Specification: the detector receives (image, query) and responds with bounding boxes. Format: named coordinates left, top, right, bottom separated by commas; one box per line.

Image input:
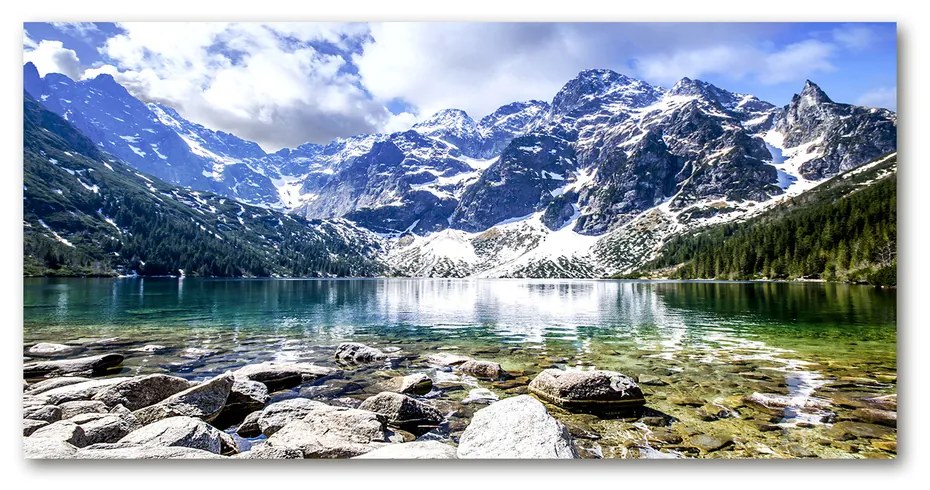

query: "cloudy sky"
left=23, top=22, right=897, bottom=152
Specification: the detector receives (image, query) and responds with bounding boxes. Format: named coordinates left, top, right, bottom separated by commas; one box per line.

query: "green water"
left=23, top=278, right=897, bottom=459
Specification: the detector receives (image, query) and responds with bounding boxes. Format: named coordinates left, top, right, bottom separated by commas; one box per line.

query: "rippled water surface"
left=23, top=278, right=897, bottom=459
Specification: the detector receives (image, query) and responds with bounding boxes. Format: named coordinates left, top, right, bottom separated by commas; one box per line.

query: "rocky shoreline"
left=22, top=340, right=897, bottom=459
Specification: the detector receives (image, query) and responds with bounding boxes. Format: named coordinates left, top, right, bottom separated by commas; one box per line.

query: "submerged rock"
left=92, top=374, right=192, bottom=410
left=827, top=421, right=895, bottom=441
left=27, top=342, right=80, bottom=357
left=355, top=440, right=457, bottom=459
left=23, top=354, right=125, bottom=378
left=745, top=392, right=831, bottom=410
left=426, top=353, right=473, bottom=367
left=334, top=342, right=386, bottom=364
left=849, top=407, right=897, bottom=427
left=233, top=361, right=336, bottom=392
left=528, top=369, right=646, bottom=412
left=378, top=373, right=433, bottom=396
left=688, top=433, right=734, bottom=453
left=119, top=416, right=224, bottom=454
left=358, top=392, right=444, bottom=428
left=462, top=388, right=499, bottom=405
left=457, top=360, right=506, bottom=380
left=132, top=372, right=234, bottom=425
left=457, top=395, right=578, bottom=459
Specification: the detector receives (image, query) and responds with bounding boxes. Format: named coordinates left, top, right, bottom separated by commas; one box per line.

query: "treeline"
left=638, top=157, right=896, bottom=286
left=23, top=93, right=385, bottom=278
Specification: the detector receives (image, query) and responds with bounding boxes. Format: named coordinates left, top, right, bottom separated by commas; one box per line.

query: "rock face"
left=92, top=374, right=191, bottom=410
left=358, top=392, right=444, bottom=428
left=334, top=342, right=386, bottom=364
left=23, top=353, right=124, bottom=377
left=119, top=416, right=224, bottom=454
left=233, top=361, right=335, bottom=392
left=355, top=440, right=458, bottom=459
left=457, top=395, right=578, bottom=459
left=265, top=405, right=394, bottom=458
left=528, top=369, right=645, bottom=411
left=378, top=373, right=433, bottom=396
left=457, top=360, right=506, bottom=380
left=132, top=372, right=234, bottom=425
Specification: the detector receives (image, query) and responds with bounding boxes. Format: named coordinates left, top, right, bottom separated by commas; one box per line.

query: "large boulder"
left=257, top=398, right=329, bottom=436
left=528, top=369, right=646, bottom=411
left=23, top=438, right=79, bottom=459
left=355, top=440, right=457, bottom=459
left=217, top=379, right=269, bottom=421
left=35, top=377, right=130, bottom=405
left=457, top=360, right=506, bottom=380
left=234, top=442, right=303, bottom=459
left=119, top=416, right=224, bottom=454
left=28, top=420, right=87, bottom=447
left=92, top=374, right=191, bottom=410
left=24, top=404, right=61, bottom=423
left=74, top=443, right=224, bottom=459
left=27, top=342, right=81, bottom=357
left=236, top=411, right=263, bottom=438
left=378, top=373, right=433, bottom=396
left=457, top=395, right=578, bottom=459
left=233, top=361, right=336, bottom=392
left=25, top=376, right=92, bottom=395
left=23, top=418, right=48, bottom=436
left=68, top=412, right=139, bottom=445
left=265, top=405, right=393, bottom=458
left=58, top=400, right=109, bottom=420
left=334, top=342, right=386, bottom=364
left=132, top=372, right=234, bottom=425
left=23, top=354, right=124, bottom=377
left=358, top=392, right=444, bottom=428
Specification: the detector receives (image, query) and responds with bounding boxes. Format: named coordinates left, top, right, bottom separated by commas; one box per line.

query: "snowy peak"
left=551, top=68, right=663, bottom=116
left=412, top=108, right=477, bottom=139
left=798, top=80, right=834, bottom=105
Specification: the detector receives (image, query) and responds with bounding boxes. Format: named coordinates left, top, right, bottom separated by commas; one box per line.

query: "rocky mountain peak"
left=413, top=108, right=477, bottom=135
left=797, top=80, right=834, bottom=105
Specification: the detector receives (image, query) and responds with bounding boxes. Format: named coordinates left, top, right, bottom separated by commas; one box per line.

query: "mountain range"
left=23, top=62, right=897, bottom=278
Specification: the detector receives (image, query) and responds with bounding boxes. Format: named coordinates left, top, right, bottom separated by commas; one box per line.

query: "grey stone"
left=850, top=407, right=897, bottom=427
left=462, top=388, right=499, bottom=405
left=528, top=369, right=646, bottom=411
left=38, top=377, right=131, bottom=405
left=457, top=360, right=506, bottom=380
left=25, top=376, right=91, bottom=395
left=28, top=342, right=80, bottom=357
left=258, top=398, right=329, bottom=436
left=58, top=400, right=109, bottom=420
left=218, top=431, right=240, bottom=456
left=70, top=412, right=140, bottom=445
left=334, top=342, right=386, bottom=364
left=218, top=379, right=269, bottom=420
left=132, top=372, right=234, bottom=425
left=23, top=438, right=78, bottom=459
left=358, top=392, right=444, bottom=427
left=29, top=420, right=87, bottom=447
left=378, top=373, right=433, bottom=396
left=688, top=433, right=734, bottom=453
left=119, top=416, right=223, bottom=454
left=355, top=440, right=458, bottom=459
left=75, top=443, right=224, bottom=459
left=234, top=361, right=336, bottom=391
left=23, top=353, right=124, bottom=377
left=24, top=404, right=61, bottom=423
left=745, top=392, right=831, bottom=410
left=457, top=395, right=578, bottom=459
left=265, top=405, right=393, bottom=459
left=234, top=442, right=303, bottom=459
left=236, top=410, right=262, bottom=438
left=92, top=374, right=191, bottom=410
left=23, top=418, right=48, bottom=436
left=426, top=353, right=473, bottom=367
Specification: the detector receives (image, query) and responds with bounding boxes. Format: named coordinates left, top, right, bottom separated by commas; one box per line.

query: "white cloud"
left=50, top=22, right=101, bottom=41
left=833, top=24, right=878, bottom=50
left=857, top=86, right=897, bottom=110
left=760, top=40, right=836, bottom=84
left=382, top=111, right=418, bottom=134
left=86, top=22, right=386, bottom=151
left=24, top=39, right=83, bottom=80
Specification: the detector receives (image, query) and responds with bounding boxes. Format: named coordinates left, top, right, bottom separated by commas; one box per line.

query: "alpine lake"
left=23, top=278, right=897, bottom=459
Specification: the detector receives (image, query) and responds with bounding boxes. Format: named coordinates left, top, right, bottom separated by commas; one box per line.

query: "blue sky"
left=23, top=22, right=897, bottom=151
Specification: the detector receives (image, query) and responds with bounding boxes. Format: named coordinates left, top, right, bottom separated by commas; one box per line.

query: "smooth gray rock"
left=119, top=416, right=223, bottom=454
left=334, top=342, right=386, bottom=364
left=257, top=398, right=328, bottom=436
left=38, top=377, right=130, bottom=405
left=236, top=410, right=262, bottom=438
left=217, top=379, right=269, bottom=422
left=74, top=443, right=224, bottom=459
left=234, top=442, right=303, bottom=459
left=265, top=404, right=392, bottom=459
left=29, top=420, right=88, bottom=447
left=92, top=374, right=191, bottom=410
left=28, top=342, right=80, bottom=357
left=528, top=369, right=646, bottom=411
left=24, top=404, right=61, bottom=423
left=58, top=400, right=109, bottom=420
left=745, top=392, right=831, bottom=410
left=378, top=373, right=433, bottom=396
left=25, top=376, right=91, bottom=395
left=355, top=440, right=457, bottom=459
left=234, top=361, right=336, bottom=391
left=69, top=412, right=140, bottom=445
left=23, top=353, right=124, bottom=377
left=426, top=353, right=473, bottom=367
left=130, top=344, right=168, bottom=353
left=23, top=418, right=48, bottom=436
left=462, top=388, right=499, bottom=404
left=457, top=395, right=578, bottom=459
left=132, top=372, right=234, bottom=425
left=23, top=438, right=78, bottom=459
left=359, top=392, right=444, bottom=427
left=457, top=360, right=506, bottom=380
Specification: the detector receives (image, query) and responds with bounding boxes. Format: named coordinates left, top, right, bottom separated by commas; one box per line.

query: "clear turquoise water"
left=23, top=278, right=897, bottom=458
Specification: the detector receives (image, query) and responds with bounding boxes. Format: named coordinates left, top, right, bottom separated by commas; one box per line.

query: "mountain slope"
left=23, top=93, right=387, bottom=277
left=626, top=153, right=897, bottom=284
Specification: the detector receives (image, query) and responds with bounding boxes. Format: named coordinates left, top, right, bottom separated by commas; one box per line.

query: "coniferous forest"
left=635, top=155, right=897, bottom=286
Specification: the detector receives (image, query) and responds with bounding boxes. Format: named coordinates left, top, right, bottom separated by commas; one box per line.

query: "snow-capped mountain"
left=24, top=63, right=897, bottom=278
